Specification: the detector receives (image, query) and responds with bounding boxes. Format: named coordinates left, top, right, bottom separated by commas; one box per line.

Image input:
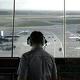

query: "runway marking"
left=52, top=33, right=64, bottom=57
left=45, top=32, right=64, bottom=57
left=75, top=47, right=80, bottom=50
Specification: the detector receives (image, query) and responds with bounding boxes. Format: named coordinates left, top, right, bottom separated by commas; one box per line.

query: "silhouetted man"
left=17, top=31, right=57, bottom=80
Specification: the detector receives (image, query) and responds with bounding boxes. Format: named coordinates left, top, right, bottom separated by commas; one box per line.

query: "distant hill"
left=0, top=10, right=63, bottom=16
left=0, top=10, right=80, bottom=16
left=0, top=10, right=12, bottom=15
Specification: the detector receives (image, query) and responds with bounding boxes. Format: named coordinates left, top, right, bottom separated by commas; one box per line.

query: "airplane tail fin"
left=0, top=30, right=4, bottom=38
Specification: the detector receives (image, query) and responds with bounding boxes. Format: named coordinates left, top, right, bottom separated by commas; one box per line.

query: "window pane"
left=14, top=0, right=64, bottom=57
left=66, top=0, right=80, bottom=57
left=0, top=0, right=13, bottom=57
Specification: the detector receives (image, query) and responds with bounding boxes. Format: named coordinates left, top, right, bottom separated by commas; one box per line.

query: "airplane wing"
left=4, top=35, right=20, bottom=38
left=69, top=36, right=80, bottom=39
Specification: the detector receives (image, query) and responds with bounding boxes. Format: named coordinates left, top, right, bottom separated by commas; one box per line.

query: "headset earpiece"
left=27, top=36, right=30, bottom=45
left=43, top=37, right=47, bottom=45
left=27, top=34, right=47, bottom=46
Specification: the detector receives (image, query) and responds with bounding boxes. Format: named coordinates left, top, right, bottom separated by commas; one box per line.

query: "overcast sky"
left=0, top=0, right=80, bottom=11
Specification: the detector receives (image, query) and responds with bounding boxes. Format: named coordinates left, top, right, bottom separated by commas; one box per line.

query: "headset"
left=27, top=33, right=47, bottom=47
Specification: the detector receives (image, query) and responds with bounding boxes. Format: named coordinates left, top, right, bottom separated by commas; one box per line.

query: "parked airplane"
left=0, top=30, right=30, bottom=51
left=67, top=31, right=80, bottom=41
left=0, top=30, right=20, bottom=44
left=69, top=36, right=80, bottom=41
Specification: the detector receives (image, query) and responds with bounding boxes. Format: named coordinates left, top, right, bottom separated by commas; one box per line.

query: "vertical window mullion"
left=63, top=0, right=66, bottom=58
left=11, top=0, right=15, bottom=57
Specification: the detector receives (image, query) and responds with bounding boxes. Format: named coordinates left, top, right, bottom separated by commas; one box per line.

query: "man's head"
left=27, top=31, right=47, bottom=47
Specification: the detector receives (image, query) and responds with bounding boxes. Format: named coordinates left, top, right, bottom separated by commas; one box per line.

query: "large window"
left=14, top=0, right=64, bottom=57
left=65, top=0, right=80, bottom=57
left=0, top=0, right=80, bottom=57
left=0, top=0, right=13, bottom=57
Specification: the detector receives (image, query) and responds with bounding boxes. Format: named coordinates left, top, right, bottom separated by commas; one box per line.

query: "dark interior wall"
left=0, top=58, right=80, bottom=80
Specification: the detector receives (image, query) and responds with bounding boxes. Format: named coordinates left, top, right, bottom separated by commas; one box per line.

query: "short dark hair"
left=30, top=31, right=44, bottom=45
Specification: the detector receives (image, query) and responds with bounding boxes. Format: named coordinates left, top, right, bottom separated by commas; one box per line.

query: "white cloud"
left=65, top=0, right=80, bottom=11
left=0, top=0, right=63, bottom=10
left=0, top=0, right=13, bottom=10
left=0, top=0, right=80, bottom=11
left=15, top=0, right=64, bottom=10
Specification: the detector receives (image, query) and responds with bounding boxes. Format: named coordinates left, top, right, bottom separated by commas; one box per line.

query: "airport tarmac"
left=0, top=25, right=64, bottom=57
left=0, top=12, right=80, bottom=57
left=0, top=24, right=80, bottom=57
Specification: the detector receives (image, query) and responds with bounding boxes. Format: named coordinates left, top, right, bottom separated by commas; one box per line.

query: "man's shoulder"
left=42, top=49, right=53, bottom=57
left=22, top=49, right=54, bottom=61
left=41, top=49, right=55, bottom=61
left=22, top=50, right=32, bottom=58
